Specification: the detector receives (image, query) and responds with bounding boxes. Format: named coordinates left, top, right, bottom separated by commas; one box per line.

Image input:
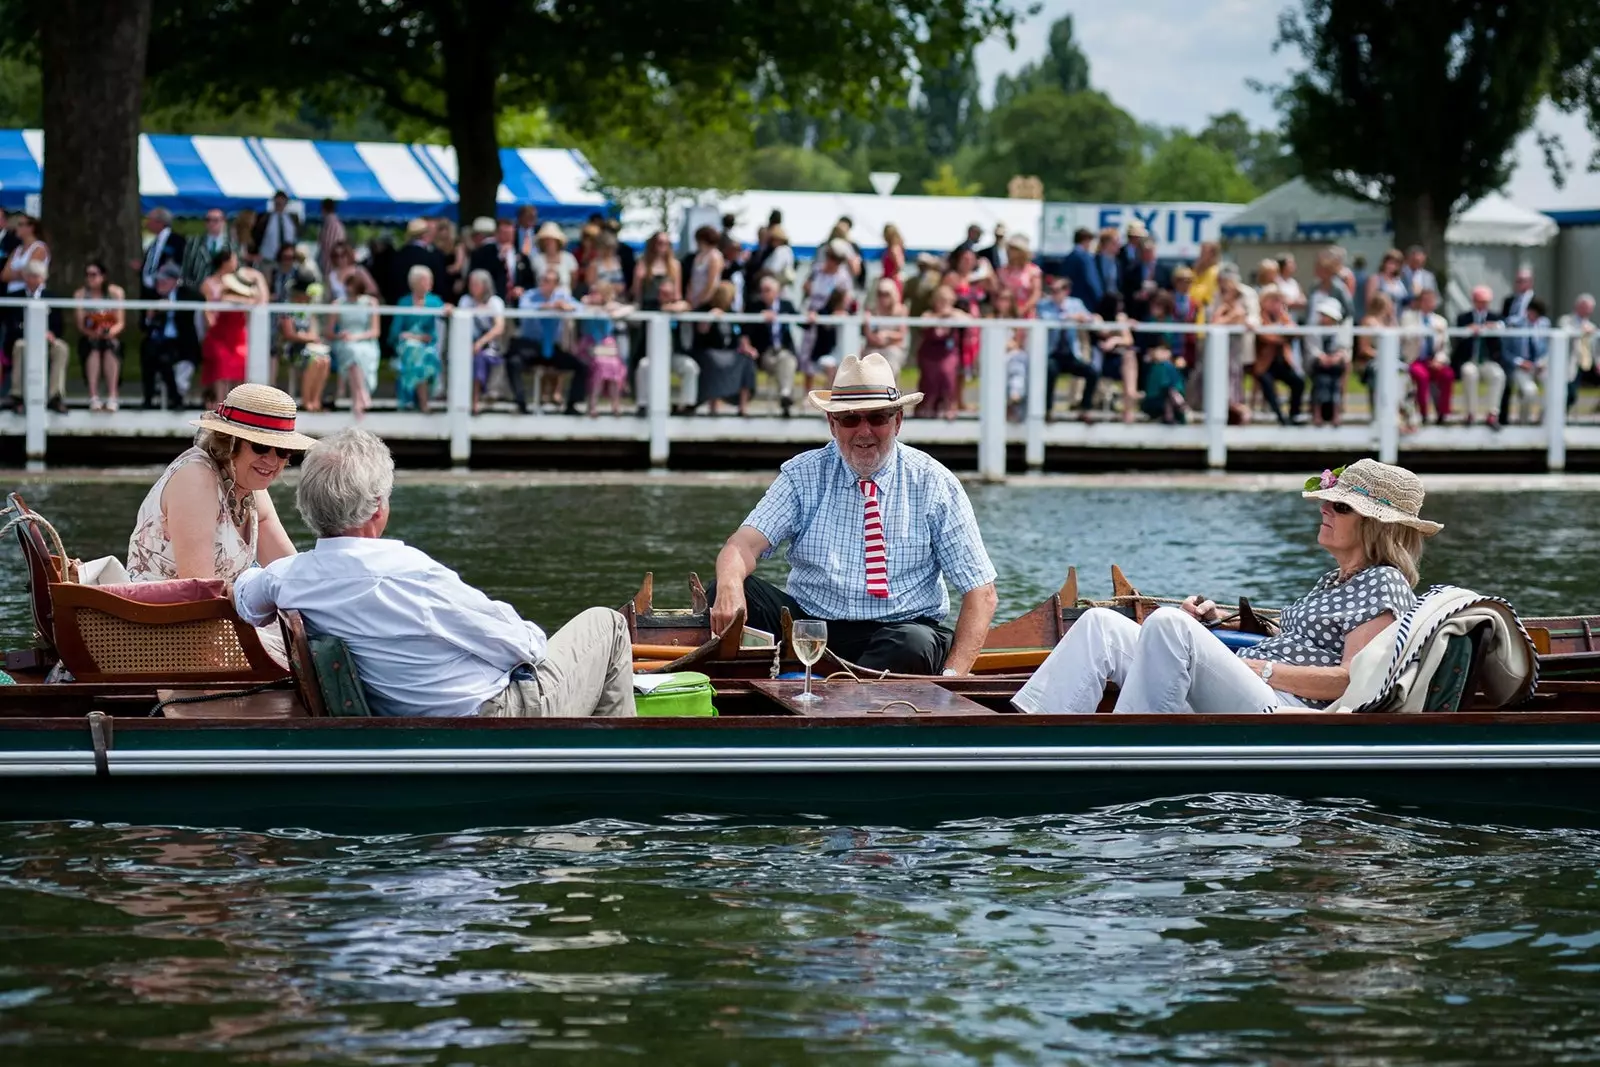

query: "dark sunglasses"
left=1329, top=501, right=1354, bottom=515
left=248, top=441, right=294, bottom=460
left=833, top=411, right=897, bottom=428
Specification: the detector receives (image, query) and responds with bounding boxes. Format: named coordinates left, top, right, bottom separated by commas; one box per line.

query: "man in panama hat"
left=707, top=353, right=998, bottom=675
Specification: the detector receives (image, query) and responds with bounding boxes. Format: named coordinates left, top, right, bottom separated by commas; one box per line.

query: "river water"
left=3, top=479, right=1600, bottom=1063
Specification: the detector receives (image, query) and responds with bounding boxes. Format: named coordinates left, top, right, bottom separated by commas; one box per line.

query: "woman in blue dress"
left=388, top=264, right=445, bottom=413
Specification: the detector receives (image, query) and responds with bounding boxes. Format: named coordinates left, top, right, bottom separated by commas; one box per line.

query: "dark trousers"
left=1046, top=345, right=1100, bottom=413
left=507, top=339, right=587, bottom=412
left=706, top=575, right=954, bottom=675
left=142, top=336, right=183, bottom=409
left=1254, top=354, right=1305, bottom=424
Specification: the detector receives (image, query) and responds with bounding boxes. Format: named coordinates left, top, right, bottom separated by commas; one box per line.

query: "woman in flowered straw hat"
left=1014, top=459, right=1439, bottom=715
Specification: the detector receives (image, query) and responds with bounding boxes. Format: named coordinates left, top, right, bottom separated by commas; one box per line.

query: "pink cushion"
left=97, top=578, right=227, bottom=604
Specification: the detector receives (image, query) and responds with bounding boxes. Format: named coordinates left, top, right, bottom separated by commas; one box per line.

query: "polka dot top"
left=1240, top=565, right=1416, bottom=705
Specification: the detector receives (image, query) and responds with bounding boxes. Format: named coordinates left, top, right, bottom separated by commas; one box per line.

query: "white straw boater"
left=1302, top=458, right=1442, bottom=535
left=190, top=383, right=316, bottom=450
left=807, top=353, right=923, bottom=413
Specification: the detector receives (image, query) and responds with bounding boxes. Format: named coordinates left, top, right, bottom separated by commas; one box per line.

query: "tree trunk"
left=1389, top=187, right=1452, bottom=294
left=38, top=0, right=152, bottom=298
left=443, top=13, right=502, bottom=225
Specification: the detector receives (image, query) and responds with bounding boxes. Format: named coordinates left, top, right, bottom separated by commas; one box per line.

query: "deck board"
left=748, top=679, right=1001, bottom=717
left=156, top=689, right=303, bottom=720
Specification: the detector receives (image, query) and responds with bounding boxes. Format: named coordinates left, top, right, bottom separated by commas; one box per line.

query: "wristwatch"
left=1259, top=661, right=1275, bottom=684
left=942, top=668, right=959, bottom=677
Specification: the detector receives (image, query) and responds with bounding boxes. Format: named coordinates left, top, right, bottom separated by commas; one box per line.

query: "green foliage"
left=992, top=15, right=1091, bottom=108
left=923, top=163, right=983, bottom=197
left=0, top=57, right=41, bottom=127
left=1137, top=134, right=1259, bottom=203
left=746, top=146, right=854, bottom=193
left=1273, top=0, right=1599, bottom=251
left=975, top=87, right=1142, bottom=201
left=1196, top=111, right=1298, bottom=192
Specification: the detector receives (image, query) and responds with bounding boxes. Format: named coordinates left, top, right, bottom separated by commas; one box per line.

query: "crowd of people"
left=0, top=196, right=1595, bottom=429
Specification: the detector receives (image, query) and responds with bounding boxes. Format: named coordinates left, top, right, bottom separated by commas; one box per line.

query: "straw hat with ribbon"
left=1302, top=459, right=1442, bottom=535
left=191, top=383, right=316, bottom=451
left=221, top=273, right=258, bottom=299
left=808, top=353, right=923, bottom=414
left=535, top=221, right=567, bottom=245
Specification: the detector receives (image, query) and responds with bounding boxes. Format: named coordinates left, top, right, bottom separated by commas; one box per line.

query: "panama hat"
left=221, top=272, right=258, bottom=299
left=535, top=221, right=566, bottom=244
left=470, top=216, right=496, bottom=236
left=1302, top=459, right=1442, bottom=535
left=808, top=353, right=923, bottom=414
left=404, top=218, right=431, bottom=240
left=191, top=383, right=316, bottom=451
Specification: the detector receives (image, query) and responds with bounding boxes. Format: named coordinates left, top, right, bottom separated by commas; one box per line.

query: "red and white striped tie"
left=860, top=479, right=889, bottom=599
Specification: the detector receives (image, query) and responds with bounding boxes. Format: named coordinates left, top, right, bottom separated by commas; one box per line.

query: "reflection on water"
left=3, top=798, right=1600, bottom=1063
left=3, top=479, right=1598, bottom=645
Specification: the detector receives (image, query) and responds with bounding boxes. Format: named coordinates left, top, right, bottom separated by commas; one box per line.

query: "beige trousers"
left=1458, top=360, right=1506, bottom=420
left=478, top=606, right=637, bottom=718
left=759, top=346, right=798, bottom=400
left=11, top=337, right=69, bottom=400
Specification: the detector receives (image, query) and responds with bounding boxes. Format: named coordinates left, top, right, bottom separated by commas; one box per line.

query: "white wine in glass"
left=791, top=620, right=828, bottom=703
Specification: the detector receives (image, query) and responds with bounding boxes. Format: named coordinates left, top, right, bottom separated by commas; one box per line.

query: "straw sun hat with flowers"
left=1302, top=459, right=1442, bottom=535
left=191, top=383, right=316, bottom=451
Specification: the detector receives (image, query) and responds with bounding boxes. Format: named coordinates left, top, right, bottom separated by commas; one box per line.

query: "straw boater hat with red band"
left=190, top=383, right=316, bottom=451
left=808, top=353, right=923, bottom=414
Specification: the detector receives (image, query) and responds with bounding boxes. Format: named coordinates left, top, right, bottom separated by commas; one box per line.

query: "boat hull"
left=7, top=715, right=1600, bottom=830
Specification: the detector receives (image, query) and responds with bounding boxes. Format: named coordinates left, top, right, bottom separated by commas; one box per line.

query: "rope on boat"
left=147, top=679, right=294, bottom=718
left=0, top=502, right=73, bottom=578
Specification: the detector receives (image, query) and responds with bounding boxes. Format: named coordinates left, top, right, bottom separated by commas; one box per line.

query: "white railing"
left=0, top=297, right=1582, bottom=479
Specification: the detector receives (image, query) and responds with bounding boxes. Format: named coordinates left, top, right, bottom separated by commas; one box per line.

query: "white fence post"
left=1546, top=329, right=1570, bottom=472
left=447, top=307, right=474, bottom=466
left=23, top=302, right=47, bottom=467
left=1203, top=326, right=1228, bottom=470
left=246, top=304, right=271, bottom=385
left=1025, top=321, right=1048, bottom=470
left=840, top=314, right=861, bottom=362
left=1375, top=331, right=1401, bottom=464
left=977, top=322, right=1008, bottom=482
left=647, top=313, right=671, bottom=467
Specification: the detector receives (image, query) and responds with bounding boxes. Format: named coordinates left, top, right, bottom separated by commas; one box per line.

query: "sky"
left=973, top=0, right=1600, bottom=211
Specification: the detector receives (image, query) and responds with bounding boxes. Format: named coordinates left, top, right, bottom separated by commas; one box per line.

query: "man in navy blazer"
left=1061, top=228, right=1103, bottom=313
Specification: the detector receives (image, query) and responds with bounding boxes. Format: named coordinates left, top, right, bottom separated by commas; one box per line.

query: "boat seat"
left=1423, top=622, right=1492, bottom=713
left=280, top=609, right=372, bottom=717
left=50, top=582, right=287, bottom=684
left=5, top=492, right=64, bottom=672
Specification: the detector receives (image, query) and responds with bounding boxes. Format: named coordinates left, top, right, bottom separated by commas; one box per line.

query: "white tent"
left=618, top=189, right=1045, bottom=257
left=1446, top=193, right=1559, bottom=246
left=1218, top=178, right=1388, bottom=244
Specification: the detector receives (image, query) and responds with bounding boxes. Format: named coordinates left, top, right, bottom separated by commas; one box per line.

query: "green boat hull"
left=5, top=715, right=1600, bottom=830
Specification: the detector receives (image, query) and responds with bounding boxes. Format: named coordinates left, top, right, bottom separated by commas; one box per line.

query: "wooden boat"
left=6, top=493, right=1600, bottom=830
left=627, top=569, right=1600, bottom=681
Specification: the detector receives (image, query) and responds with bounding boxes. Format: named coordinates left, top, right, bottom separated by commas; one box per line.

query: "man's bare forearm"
left=944, top=584, right=998, bottom=674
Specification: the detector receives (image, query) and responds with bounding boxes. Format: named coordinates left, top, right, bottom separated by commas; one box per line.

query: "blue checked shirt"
left=742, top=441, right=997, bottom=622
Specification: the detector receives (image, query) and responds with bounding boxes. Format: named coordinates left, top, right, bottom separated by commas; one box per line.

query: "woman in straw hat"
left=1014, top=459, right=1438, bottom=715
left=127, top=383, right=314, bottom=594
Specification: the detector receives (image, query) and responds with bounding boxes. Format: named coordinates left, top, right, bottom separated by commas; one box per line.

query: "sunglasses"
left=833, top=411, right=897, bottom=428
left=1329, top=502, right=1354, bottom=515
left=248, top=441, right=294, bottom=460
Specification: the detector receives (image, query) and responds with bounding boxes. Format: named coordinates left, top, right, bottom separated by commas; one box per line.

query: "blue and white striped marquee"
left=0, top=130, right=608, bottom=222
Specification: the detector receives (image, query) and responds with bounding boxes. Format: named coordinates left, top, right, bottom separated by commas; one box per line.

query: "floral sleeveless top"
left=126, top=447, right=258, bottom=582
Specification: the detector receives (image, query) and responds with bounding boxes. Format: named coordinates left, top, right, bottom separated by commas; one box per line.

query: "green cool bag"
left=634, top=671, right=718, bottom=717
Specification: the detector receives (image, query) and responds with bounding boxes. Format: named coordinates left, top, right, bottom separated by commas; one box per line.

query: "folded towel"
left=1332, top=585, right=1538, bottom=714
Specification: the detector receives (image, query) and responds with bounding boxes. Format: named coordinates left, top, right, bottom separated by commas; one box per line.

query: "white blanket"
left=1331, top=585, right=1538, bottom=714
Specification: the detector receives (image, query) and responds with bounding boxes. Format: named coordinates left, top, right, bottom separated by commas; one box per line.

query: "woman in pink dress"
left=200, top=250, right=262, bottom=405
left=880, top=223, right=906, bottom=297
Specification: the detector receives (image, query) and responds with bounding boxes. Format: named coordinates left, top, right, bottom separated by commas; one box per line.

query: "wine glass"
left=791, top=619, right=828, bottom=704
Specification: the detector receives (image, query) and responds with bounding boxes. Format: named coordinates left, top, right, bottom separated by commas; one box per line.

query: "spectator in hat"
left=141, top=263, right=197, bottom=411
left=1118, top=219, right=1145, bottom=286
left=391, top=218, right=448, bottom=307
left=6, top=259, right=69, bottom=413
left=1305, top=295, right=1351, bottom=426
left=831, top=217, right=866, bottom=287
left=467, top=215, right=496, bottom=253
left=252, top=190, right=300, bottom=266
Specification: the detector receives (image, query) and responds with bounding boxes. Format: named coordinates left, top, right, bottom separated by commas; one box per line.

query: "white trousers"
left=1458, top=360, right=1506, bottom=420
left=634, top=354, right=700, bottom=409
left=1011, top=607, right=1302, bottom=714
left=1510, top=366, right=1542, bottom=423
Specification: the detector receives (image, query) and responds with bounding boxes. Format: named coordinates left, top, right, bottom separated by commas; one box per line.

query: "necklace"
left=220, top=475, right=255, bottom=529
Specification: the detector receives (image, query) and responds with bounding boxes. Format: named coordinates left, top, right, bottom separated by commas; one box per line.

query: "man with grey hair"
left=233, top=428, right=635, bottom=718
left=137, top=207, right=185, bottom=298
left=1560, top=294, right=1597, bottom=412
left=6, top=259, right=69, bottom=412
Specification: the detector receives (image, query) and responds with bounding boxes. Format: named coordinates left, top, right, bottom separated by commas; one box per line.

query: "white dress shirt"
left=234, top=537, right=546, bottom=717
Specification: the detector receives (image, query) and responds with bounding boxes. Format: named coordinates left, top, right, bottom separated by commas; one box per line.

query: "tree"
left=149, top=0, right=1017, bottom=222
left=0, top=0, right=152, bottom=297
left=920, top=48, right=985, bottom=163
left=993, top=16, right=1091, bottom=109
left=923, top=164, right=982, bottom=197
left=1196, top=111, right=1297, bottom=192
left=975, top=88, right=1142, bottom=201
left=747, top=146, right=854, bottom=193
left=1136, top=135, right=1259, bottom=202
left=1275, top=0, right=1600, bottom=268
